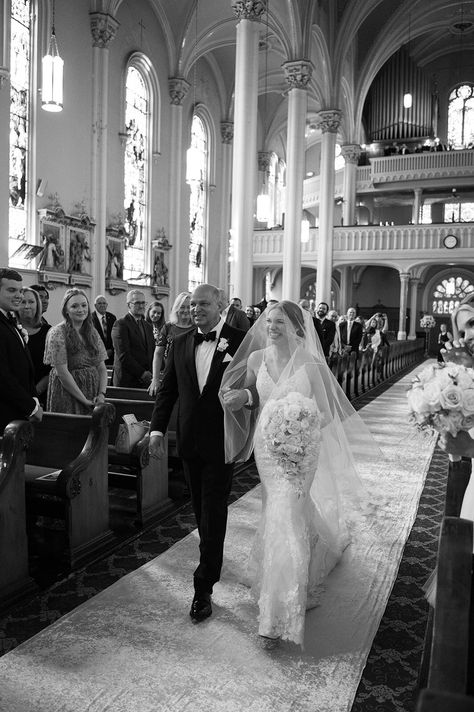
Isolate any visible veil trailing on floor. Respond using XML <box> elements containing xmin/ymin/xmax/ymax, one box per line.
<box><xmin>219</xmin><ymin>301</ymin><xmax>385</xmax><ymax>532</ymax></box>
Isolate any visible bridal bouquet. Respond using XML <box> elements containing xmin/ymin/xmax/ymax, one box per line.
<box><xmin>407</xmin><ymin>362</ymin><xmax>474</xmax><ymax>436</ymax></box>
<box><xmin>260</xmin><ymin>391</ymin><xmax>321</xmax><ymax>477</ymax></box>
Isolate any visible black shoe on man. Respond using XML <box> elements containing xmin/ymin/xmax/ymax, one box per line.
<box><xmin>189</xmin><ymin>592</ymin><xmax>212</xmax><ymax>622</ymax></box>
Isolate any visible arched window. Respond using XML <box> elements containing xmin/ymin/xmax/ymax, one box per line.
<box><xmin>123</xmin><ymin>65</ymin><xmax>149</xmax><ymax>282</ymax></box>
<box><xmin>447</xmin><ymin>84</ymin><xmax>474</xmax><ymax>149</ymax></box>
<box><xmin>9</xmin><ymin>0</ymin><xmax>32</xmax><ymax>264</ymax></box>
<box><xmin>187</xmin><ymin>114</ymin><xmax>208</xmax><ymax>291</ymax></box>
<box><xmin>432</xmin><ymin>276</ymin><xmax>474</xmax><ymax>315</ymax></box>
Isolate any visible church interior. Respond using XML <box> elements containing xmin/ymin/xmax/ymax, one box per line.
<box><xmin>1</xmin><ymin>0</ymin><xmax>474</xmax><ymax>710</ymax></box>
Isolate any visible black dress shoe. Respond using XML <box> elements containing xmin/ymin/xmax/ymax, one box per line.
<box><xmin>190</xmin><ymin>592</ymin><xmax>212</xmax><ymax>622</ymax></box>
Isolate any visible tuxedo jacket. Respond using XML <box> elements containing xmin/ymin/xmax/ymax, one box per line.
<box><xmin>339</xmin><ymin>320</ymin><xmax>363</xmax><ymax>351</ymax></box>
<box><xmin>111</xmin><ymin>313</ymin><xmax>155</xmax><ymax>387</ymax></box>
<box><xmin>91</xmin><ymin>311</ymin><xmax>116</xmax><ymax>364</ymax></box>
<box><xmin>225</xmin><ymin>305</ymin><xmax>250</xmax><ymax>332</ymax></box>
<box><xmin>150</xmin><ymin>323</ymin><xmax>246</xmax><ymax>464</ymax></box>
<box><xmin>0</xmin><ymin>312</ymin><xmax>37</xmax><ymax>432</ymax></box>
<box><xmin>313</xmin><ymin>317</ymin><xmax>336</xmax><ymax>357</ymax></box>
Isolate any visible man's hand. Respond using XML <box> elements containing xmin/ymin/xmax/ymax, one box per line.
<box><xmin>221</xmin><ymin>388</ymin><xmax>248</xmax><ymax>411</ymax></box>
<box><xmin>140</xmin><ymin>370</ymin><xmax>153</xmax><ymax>387</ymax></box>
<box><xmin>439</xmin><ymin>430</ymin><xmax>474</xmax><ymax>458</ymax></box>
<box><xmin>441</xmin><ymin>338</ymin><xmax>474</xmax><ymax>367</ymax></box>
<box><xmin>149</xmin><ymin>433</ymin><xmax>165</xmax><ymax>459</ymax></box>
<box><xmin>29</xmin><ymin>406</ymin><xmax>43</xmax><ymax>423</ymax></box>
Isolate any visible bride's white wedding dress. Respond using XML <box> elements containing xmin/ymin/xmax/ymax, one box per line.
<box><xmin>247</xmin><ymin>359</ymin><xmax>350</xmax><ymax>646</ymax></box>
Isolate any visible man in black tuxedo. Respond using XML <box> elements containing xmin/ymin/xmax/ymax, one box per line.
<box><xmin>91</xmin><ymin>295</ymin><xmax>116</xmax><ymax>365</ymax></box>
<box><xmin>221</xmin><ymin>292</ymin><xmax>250</xmax><ymax>332</ymax></box>
<box><xmin>313</xmin><ymin>301</ymin><xmax>337</xmax><ymax>359</ymax></box>
<box><xmin>339</xmin><ymin>306</ymin><xmax>363</xmax><ymax>354</ymax></box>
<box><xmin>149</xmin><ymin>284</ymin><xmax>246</xmax><ymax>622</ymax></box>
<box><xmin>0</xmin><ymin>268</ymin><xmax>43</xmax><ymax>432</ymax></box>
<box><xmin>111</xmin><ymin>289</ymin><xmax>154</xmax><ymax>387</ymax></box>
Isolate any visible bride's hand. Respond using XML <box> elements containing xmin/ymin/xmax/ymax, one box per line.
<box><xmin>221</xmin><ymin>388</ymin><xmax>248</xmax><ymax>411</ymax></box>
<box><xmin>441</xmin><ymin>338</ymin><xmax>474</xmax><ymax>367</ymax></box>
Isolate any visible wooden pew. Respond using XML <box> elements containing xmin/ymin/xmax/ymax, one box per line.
<box><xmin>0</xmin><ymin>421</ymin><xmax>36</xmax><ymax>610</ymax></box>
<box><xmin>25</xmin><ymin>403</ymin><xmax>115</xmax><ymax>569</ymax></box>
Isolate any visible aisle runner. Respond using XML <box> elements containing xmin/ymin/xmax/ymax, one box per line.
<box><xmin>0</xmin><ymin>366</ymin><xmax>436</xmax><ymax>712</ymax></box>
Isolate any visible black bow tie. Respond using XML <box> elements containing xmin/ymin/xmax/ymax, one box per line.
<box><xmin>6</xmin><ymin>312</ymin><xmax>17</xmax><ymax>325</ymax></box>
<box><xmin>194</xmin><ymin>331</ymin><xmax>216</xmax><ymax>344</ymax></box>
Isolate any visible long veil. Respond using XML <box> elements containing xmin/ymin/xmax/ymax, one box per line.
<box><xmin>219</xmin><ymin>302</ymin><xmax>384</xmax><ymax>528</ymax></box>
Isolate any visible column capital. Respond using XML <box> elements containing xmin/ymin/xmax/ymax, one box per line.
<box><xmin>399</xmin><ymin>271</ymin><xmax>410</xmax><ymax>283</ymax></box>
<box><xmin>257</xmin><ymin>150</ymin><xmax>272</xmax><ymax>173</ymax></box>
<box><xmin>341</xmin><ymin>144</ymin><xmax>361</xmax><ymax>165</ymax></box>
<box><xmin>89</xmin><ymin>12</ymin><xmax>120</xmax><ymax>48</ymax></box>
<box><xmin>231</xmin><ymin>0</ymin><xmax>266</xmax><ymax>21</ymax></box>
<box><xmin>282</xmin><ymin>60</ymin><xmax>313</xmax><ymax>90</ymax></box>
<box><xmin>409</xmin><ymin>275</ymin><xmax>420</xmax><ymax>285</ymax></box>
<box><xmin>220</xmin><ymin>121</ymin><xmax>234</xmax><ymax>144</ymax></box>
<box><xmin>316</xmin><ymin>110</ymin><xmax>342</xmax><ymax>134</ymax></box>
<box><xmin>0</xmin><ymin>67</ymin><xmax>9</xmax><ymax>89</ymax></box>
<box><xmin>168</xmin><ymin>77</ymin><xmax>190</xmax><ymax>106</ymax></box>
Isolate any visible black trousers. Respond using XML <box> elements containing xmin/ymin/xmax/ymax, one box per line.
<box><xmin>182</xmin><ymin>456</ymin><xmax>234</xmax><ymax>595</ymax></box>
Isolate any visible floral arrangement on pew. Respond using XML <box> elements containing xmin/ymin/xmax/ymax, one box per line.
<box><xmin>407</xmin><ymin>362</ymin><xmax>474</xmax><ymax>437</ymax></box>
<box><xmin>420</xmin><ymin>314</ymin><xmax>436</xmax><ymax>358</ymax></box>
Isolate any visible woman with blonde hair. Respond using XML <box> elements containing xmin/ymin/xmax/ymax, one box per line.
<box><xmin>148</xmin><ymin>291</ymin><xmax>193</xmax><ymax>395</ymax></box>
<box><xmin>44</xmin><ymin>288</ymin><xmax>108</xmax><ymax>414</ymax></box>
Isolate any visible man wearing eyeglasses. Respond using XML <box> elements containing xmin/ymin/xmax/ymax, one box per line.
<box><xmin>111</xmin><ymin>289</ymin><xmax>154</xmax><ymax>387</ymax></box>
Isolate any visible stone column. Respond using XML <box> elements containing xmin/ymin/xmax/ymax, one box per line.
<box><xmin>90</xmin><ymin>12</ymin><xmax>119</xmax><ymax>295</ymax></box>
<box><xmin>257</xmin><ymin>150</ymin><xmax>271</xmax><ymax>222</ymax></box>
<box><xmin>281</xmin><ymin>60</ymin><xmax>312</xmax><ymax>301</ymax></box>
<box><xmin>168</xmin><ymin>77</ymin><xmax>190</xmax><ymax>296</ymax></box>
<box><xmin>315</xmin><ymin>110</ymin><xmax>342</xmax><ymax>306</ymax></box>
<box><xmin>219</xmin><ymin>121</ymin><xmax>233</xmax><ymax>291</ymax></box>
<box><xmin>339</xmin><ymin>265</ymin><xmax>352</xmax><ymax>313</ymax></box>
<box><xmin>412</xmin><ymin>188</ymin><xmax>423</xmax><ymax>225</ymax></box>
<box><xmin>229</xmin><ymin>0</ymin><xmax>265</xmax><ymax>306</ymax></box>
<box><xmin>341</xmin><ymin>144</ymin><xmax>361</xmax><ymax>227</ymax></box>
<box><xmin>408</xmin><ymin>276</ymin><xmax>419</xmax><ymax>340</ymax></box>
<box><xmin>397</xmin><ymin>272</ymin><xmax>410</xmax><ymax>340</ymax></box>
<box><xmin>0</xmin><ymin>0</ymin><xmax>10</xmax><ymax>264</ymax></box>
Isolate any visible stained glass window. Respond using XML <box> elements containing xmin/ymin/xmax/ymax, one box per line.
<box><xmin>447</xmin><ymin>84</ymin><xmax>474</xmax><ymax>149</ymax></box>
<box><xmin>9</xmin><ymin>0</ymin><xmax>31</xmax><ymax>260</ymax></box>
<box><xmin>444</xmin><ymin>202</ymin><xmax>474</xmax><ymax>223</ymax></box>
<box><xmin>432</xmin><ymin>276</ymin><xmax>474</xmax><ymax>314</ymax></box>
<box><xmin>187</xmin><ymin>115</ymin><xmax>208</xmax><ymax>291</ymax></box>
<box><xmin>123</xmin><ymin>66</ymin><xmax>148</xmax><ymax>282</ymax></box>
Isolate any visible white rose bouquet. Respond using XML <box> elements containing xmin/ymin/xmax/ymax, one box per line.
<box><xmin>260</xmin><ymin>391</ymin><xmax>321</xmax><ymax>477</ymax></box>
<box><xmin>407</xmin><ymin>363</ymin><xmax>474</xmax><ymax>436</ymax></box>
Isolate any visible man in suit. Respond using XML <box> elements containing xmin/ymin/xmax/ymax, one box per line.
<box><xmin>339</xmin><ymin>306</ymin><xmax>363</xmax><ymax>354</ymax></box>
<box><xmin>0</xmin><ymin>268</ymin><xmax>43</xmax><ymax>431</ymax></box>
<box><xmin>313</xmin><ymin>301</ymin><xmax>337</xmax><ymax>359</ymax></box>
<box><xmin>220</xmin><ymin>292</ymin><xmax>250</xmax><ymax>332</ymax></box>
<box><xmin>91</xmin><ymin>294</ymin><xmax>116</xmax><ymax>365</ymax></box>
<box><xmin>111</xmin><ymin>289</ymin><xmax>154</xmax><ymax>387</ymax></box>
<box><xmin>149</xmin><ymin>283</ymin><xmax>246</xmax><ymax>622</ymax></box>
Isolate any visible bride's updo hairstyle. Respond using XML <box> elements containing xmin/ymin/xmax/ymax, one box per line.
<box><xmin>271</xmin><ymin>300</ymin><xmax>305</xmax><ymax>339</ymax></box>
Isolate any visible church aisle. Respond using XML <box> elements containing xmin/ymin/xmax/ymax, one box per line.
<box><xmin>0</xmin><ymin>364</ymin><xmax>437</xmax><ymax>712</ymax></box>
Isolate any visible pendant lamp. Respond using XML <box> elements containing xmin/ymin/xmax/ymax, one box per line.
<box><xmin>42</xmin><ymin>0</ymin><xmax>63</xmax><ymax>112</ymax></box>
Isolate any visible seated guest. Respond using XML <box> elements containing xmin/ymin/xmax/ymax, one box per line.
<box><xmin>148</xmin><ymin>292</ymin><xmax>193</xmax><ymax>396</ymax></box>
<box><xmin>91</xmin><ymin>294</ymin><xmax>116</xmax><ymax>365</ymax></box>
<box><xmin>0</xmin><ymin>268</ymin><xmax>43</xmax><ymax>430</ymax></box>
<box><xmin>112</xmin><ymin>290</ymin><xmax>155</xmax><ymax>388</ymax></box>
<box><xmin>30</xmin><ymin>283</ymin><xmax>51</xmax><ymax>325</ymax></box>
<box><xmin>18</xmin><ymin>287</ymin><xmax>51</xmax><ymax>407</ymax></box>
<box><xmin>145</xmin><ymin>300</ymin><xmax>166</xmax><ymax>344</ymax></box>
<box><xmin>44</xmin><ymin>288</ymin><xmax>108</xmax><ymax>414</ymax></box>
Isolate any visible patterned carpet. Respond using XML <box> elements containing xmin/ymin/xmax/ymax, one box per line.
<box><xmin>0</xmin><ymin>362</ymin><xmax>448</xmax><ymax>712</ymax></box>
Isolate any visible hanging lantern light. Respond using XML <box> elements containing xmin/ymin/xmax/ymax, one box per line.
<box><xmin>42</xmin><ymin>0</ymin><xmax>63</xmax><ymax>112</ymax></box>
<box><xmin>300</xmin><ymin>218</ymin><xmax>310</xmax><ymax>243</ymax></box>
<box><xmin>403</xmin><ymin>92</ymin><xmax>412</xmax><ymax>109</ymax></box>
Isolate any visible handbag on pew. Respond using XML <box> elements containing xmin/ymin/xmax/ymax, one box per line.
<box><xmin>115</xmin><ymin>414</ymin><xmax>150</xmax><ymax>454</ymax></box>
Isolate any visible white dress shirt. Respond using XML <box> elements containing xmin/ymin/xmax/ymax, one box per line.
<box><xmin>195</xmin><ymin>316</ymin><xmax>226</xmax><ymax>392</ymax></box>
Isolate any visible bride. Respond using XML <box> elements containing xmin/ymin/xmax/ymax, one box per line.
<box><xmin>220</xmin><ymin>300</ymin><xmax>380</xmax><ymax>648</ymax></box>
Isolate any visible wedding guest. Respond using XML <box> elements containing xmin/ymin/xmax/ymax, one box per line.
<box><xmin>112</xmin><ymin>290</ymin><xmax>154</xmax><ymax>388</ymax></box>
<box><xmin>30</xmin><ymin>283</ymin><xmax>50</xmax><ymax>325</ymax></box>
<box><xmin>91</xmin><ymin>294</ymin><xmax>116</xmax><ymax>365</ymax></box>
<box><xmin>245</xmin><ymin>306</ymin><xmax>257</xmax><ymax>327</ymax></box>
<box><xmin>18</xmin><ymin>287</ymin><xmax>51</xmax><ymax>407</ymax></box>
<box><xmin>437</xmin><ymin>322</ymin><xmax>453</xmax><ymax>363</ymax></box>
<box><xmin>145</xmin><ymin>300</ymin><xmax>166</xmax><ymax>344</ymax></box>
<box><xmin>361</xmin><ymin>314</ymin><xmax>390</xmax><ymax>375</ymax></box>
<box><xmin>313</xmin><ymin>301</ymin><xmax>336</xmax><ymax>359</ymax></box>
<box><xmin>148</xmin><ymin>292</ymin><xmax>193</xmax><ymax>396</ymax></box>
<box><xmin>339</xmin><ymin>307</ymin><xmax>363</xmax><ymax>354</ymax></box>
<box><xmin>149</xmin><ymin>284</ymin><xmax>247</xmax><ymax>622</ymax></box>
<box><xmin>223</xmin><ymin>292</ymin><xmax>250</xmax><ymax>332</ymax></box>
<box><xmin>44</xmin><ymin>288</ymin><xmax>108</xmax><ymax>414</ymax></box>
<box><xmin>0</xmin><ymin>268</ymin><xmax>43</xmax><ymax>430</ymax></box>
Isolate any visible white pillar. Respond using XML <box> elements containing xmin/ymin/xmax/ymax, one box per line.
<box><xmin>90</xmin><ymin>13</ymin><xmax>119</xmax><ymax>296</ymax></box>
<box><xmin>397</xmin><ymin>272</ymin><xmax>410</xmax><ymax>340</ymax></box>
<box><xmin>315</xmin><ymin>110</ymin><xmax>341</xmax><ymax>306</ymax></box>
<box><xmin>408</xmin><ymin>276</ymin><xmax>419</xmax><ymax>340</ymax></box>
<box><xmin>168</xmin><ymin>78</ymin><xmax>190</xmax><ymax>298</ymax></box>
<box><xmin>281</xmin><ymin>60</ymin><xmax>312</xmax><ymax>301</ymax></box>
<box><xmin>412</xmin><ymin>188</ymin><xmax>423</xmax><ymax>225</ymax></box>
<box><xmin>0</xmin><ymin>0</ymin><xmax>10</xmax><ymax>265</ymax></box>
<box><xmin>341</xmin><ymin>144</ymin><xmax>361</xmax><ymax>227</ymax></box>
<box><xmin>229</xmin><ymin>0</ymin><xmax>264</xmax><ymax>306</ymax></box>
<box><xmin>219</xmin><ymin>121</ymin><xmax>233</xmax><ymax>291</ymax></box>
<box><xmin>339</xmin><ymin>265</ymin><xmax>352</xmax><ymax>313</ymax></box>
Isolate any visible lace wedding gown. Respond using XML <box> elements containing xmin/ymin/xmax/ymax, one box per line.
<box><xmin>247</xmin><ymin>360</ymin><xmax>349</xmax><ymax>646</ymax></box>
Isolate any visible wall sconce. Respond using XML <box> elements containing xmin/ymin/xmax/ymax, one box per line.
<box><xmin>403</xmin><ymin>92</ymin><xmax>412</xmax><ymax>109</ymax></box>
<box><xmin>42</xmin><ymin>0</ymin><xmax>63</xmax><ymax>112</ymax></box>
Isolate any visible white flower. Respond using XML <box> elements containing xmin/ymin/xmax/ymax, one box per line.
<box><xmin>16</xmin><ymin>323</ymin><xmax>29</xmax><ymax>344</ymax></box>
<box><xmin>217</xmin><ymin>337</ymin><xmax>229</xmax><ymax>352</ymax></box>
